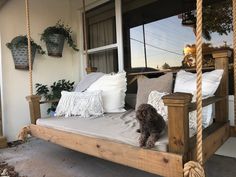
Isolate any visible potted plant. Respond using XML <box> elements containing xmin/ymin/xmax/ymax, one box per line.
<box><xmin>6</xmin><ymin>35</ymin><xmax>45</xmax><ymax>70</ymax></box>
<box><xmin>35</xmin><ymin>79</ymin><xmax>75</xmax><ymax>116</ymax></box>
<box><xmin>41</xmin><ymin>20</ymin><xmax>79</xmax><ymax>57</ymax></box>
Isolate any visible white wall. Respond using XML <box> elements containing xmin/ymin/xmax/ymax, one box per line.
<box><xmin>0</xmin><ymin>0</ymin><xmax>82</xmax><ymax>141</ymax></box>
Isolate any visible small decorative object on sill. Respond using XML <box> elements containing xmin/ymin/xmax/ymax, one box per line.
<box><xmin>6</xmin><ymin>35</ymin><xmax>45</xmax><ymax>70</ymax></box>
<box><xmin>35</xmin><ymin>79</ymin><xmax>75</xmax><ymax>115</ymax></box>
<box><xmin>41</xmin><ymin>20</ymin><xmax>79</xmax><ymax>57</ymax></box>
<box><xmin>86</xmin><ymin>67</ymin><xmax>97</xmax><ymax>74</ymax></box>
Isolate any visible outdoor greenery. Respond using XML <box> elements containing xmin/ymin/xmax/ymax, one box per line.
<box><xmin>203</xmin><ymin>0</ymin><xmax>232</xmax><ymax>40</ymax></box>
<box><xmin>41</xmin><ymin>20</ymin><xmax>79</xmax><ymax>51</ymax></box>
<box><xmin>36</xmin><ymin>79</ymin><xmax>75</xmax><ymax>114</ymax></box>
<box><xmin>6</xmin><ymin>35</ymin><xmax>45</xmax><ymax>55</ymax></box>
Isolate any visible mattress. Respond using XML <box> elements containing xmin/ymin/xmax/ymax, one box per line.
<box><xmin>37</xmin><ymin>110</ymin><xmax>197</xmax><ymax>152</ymax></box>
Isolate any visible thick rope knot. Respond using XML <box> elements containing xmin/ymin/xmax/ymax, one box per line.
<box><xmin>184</xmin><ymin>161</ymin><xmax>205</xmax><ymax>177</ymax></box>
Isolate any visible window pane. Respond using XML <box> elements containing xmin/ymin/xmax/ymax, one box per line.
<box><xmin>130</xmin><ymin>26</ymin><xmax>145</xmax><ymax>68</ymax></box>
<box><xmin>86</xmin><ymin>0</ymin><xmax>116</xmax><ymax>49</ymax></box>
<box><xmin>145</xmin><ymin>15</ymin><xmax>195</xmax><ymax>69</ymax></box>
<box><xmin>89</xmin><ymin>49</ymin><xmax>118</xmax><ymax>73</ymax></box>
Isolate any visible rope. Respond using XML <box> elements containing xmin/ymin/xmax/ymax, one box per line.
<box><xmin>82</xmin><ymin>0</ymin><xmax>89</xmax><ymax>68</ymax></box>
<box><xmin>25</xmin><ymin>0</ymin><xmax>33</xmax><ymax>95</ymax></box>
<box><xmin>233</xmin><ymin>0</ymin><xmax>236</xmax><ymax>130</ymax></box>
<box><xmin>184</xmin><ymin>0</ymin><xmax>205</xmax><ymax>176</ymax></box>
<box><xmin>184</xmin><ymin>161</ymin><xmax>205</xmax><ymax>177</ymax></box>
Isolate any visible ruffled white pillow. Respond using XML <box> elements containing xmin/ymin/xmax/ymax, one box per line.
<box><xmin>55</xmin><ymin>91</ymin><xmax>104</xmax><ymax>118</ymax></box>
<box><xmin>147</xmin><ymin>91</ymin><xmax>213</xmax><ymax>132</ymax></box>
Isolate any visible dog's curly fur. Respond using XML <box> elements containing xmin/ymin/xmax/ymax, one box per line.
<box><xmin>136</xmin><ymin>104</ymin><xmax>166</xmax><ymax>148</ymax></box>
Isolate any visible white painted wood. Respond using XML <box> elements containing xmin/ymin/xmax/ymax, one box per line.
<box><xmin>78</xmin><ymin>0</ymin><xmax>111</xmax><ymax>11</ymax></box>
<box><xmin>115</xmin><ymin>0</ymin><xmax>124</xmax><ymax>71</ymax></box>
<box><xmin>0</xmin><ymin>33</ymin><xmax>5</xmax><ymax>136</ymax></box>
<box><xmin>77</xmin><ymin>9</ymin><xmax>87</xmax><ymax>78</ymax></box>
<box><xmin>86</xmin><ymin>43</ymin><xmax>118</xmax><ymax>54</ymax></box>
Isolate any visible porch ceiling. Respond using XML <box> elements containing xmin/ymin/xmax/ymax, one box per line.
<box><xmin>0</xmin><ymin>0</ymin><xmax>7</xmax><ymax>10</ymax></box>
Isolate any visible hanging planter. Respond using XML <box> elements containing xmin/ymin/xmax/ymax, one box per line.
<box><xmin>6</xmin><ymin>35</ymin><xmax>45</xmax><ymax>70</ymax></box>
<box><xmin>41</xmin><ymin>20</ymin><xmax>79</xmax><ymax>57</ymax></box>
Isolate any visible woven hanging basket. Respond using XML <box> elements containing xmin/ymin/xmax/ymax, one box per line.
<box><xmin>46</xmin><ymin>34</ymin><xmax>65</xmax><ymax>57</ymax></box>
<box><xmin>11</xmin><ymin>45</ymin><xmax>36</xmax><ymax>70</ymax></box>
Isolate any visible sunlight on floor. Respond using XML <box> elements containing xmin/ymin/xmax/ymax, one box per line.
<box><xmin>215</xmin><ymin>137</ymin><xmax>236</xmax><ymax>158</ymax></box>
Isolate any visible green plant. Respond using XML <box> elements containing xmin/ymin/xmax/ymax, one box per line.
<box><xmin>36</xmin><ymin>79</ymin><xmax>75</xmax><ymax>114</ymax></box>
<box><xmin>41</xmin><ymin>20</ymin><xmax>79</xmax><ymax>51</ymax></box>
<box><xmin>6</xmin><ymin>35</ymin><xmax>45</xmax><ymax>55</ymax></box>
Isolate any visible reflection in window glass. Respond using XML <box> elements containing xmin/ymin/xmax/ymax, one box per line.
<box><xmin>130</xmin><ymin>26</ymin><xmax>145</xmax><ymax>67</ymax></box>
<box><xmin>129</xmin><ymin>15</ymin><xmax>233</xmax><ymax>70</ymax></box>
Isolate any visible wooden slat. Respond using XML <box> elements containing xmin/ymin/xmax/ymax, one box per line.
<box><xmin>188</xmin><ymin>96</ymin><xmax>225</xmax><ymax>112</ymax></box>
<box><xmin>190</xmin><ymin>122</ymin><xmax>230</xmax><ymax>163</ymax></box>
<box><xmin>0</xmin><ymin>136</ymin><xmax>7</xmax><ymax>148</ymax></box>
<box><xmin>30</xmin><ymin>124</ymin><xmax>183</xmax><ymax>177</ymax></box>
<box><xmin>213</xmin><ymin>50</ymin><xmax>230</xmax><ymax>123</ymax></box>
<box><xmin>127</xmin><ymin>67</ymin><xmax>215</xmax><ymax>76</ymax></box>
<box><xmin>26</xmin><ymin>95</ymin><xmax>41</xmax><ymax>124</ymax></box>
<box><xmin>40</xmin><ymin>99</ymin><xmax>59</xmax><ymax>104</ymax></box>
<box><xmin>230</xmin><ymin>126</ymin><xmax>236</xmax><ymax>137</ymax></box>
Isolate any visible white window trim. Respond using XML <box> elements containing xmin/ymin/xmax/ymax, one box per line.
<box><xmin>115</xmin><ymin>0</ymin><xmax>124</xmax><ymax>71</ymax></box>
<box><xmin>80</xmin><ymin>0</ymin><xmax>124</xmax><ymax>72</ymax></box>
<box><xmin>86</xmin><ymin>43</ymin><xmax>118</xmax><ymax>54</ymax></box>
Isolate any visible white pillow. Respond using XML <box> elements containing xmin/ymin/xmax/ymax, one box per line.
<box><xmin>87</xmin><ymin>72</ymin><xmax>127</xmax><ymax>113</ymax></box>
<box><xmin>174</xmin><ymin>69</ymin><xmax>224</xmax><ymax>97</ymax></box>
<box><xmin>55</xmin><ymin>91</ymin><xmax>104</xmax><ymax>118</ymax></box>
<box><xmin>174</xmin><ymin>69</ymin><xmax>223</xmax><ymax>128</ymax></box>
<box><xmin>148</xmin><ymin>91</ymin><xmax>169</xmax><ymax>121</ymax></box>
<box><xmin>148</xmin><ymin>91</ymin><xmax>214</xmax><ymax>132</ymax></box>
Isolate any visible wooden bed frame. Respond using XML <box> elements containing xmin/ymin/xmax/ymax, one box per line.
<box><xmin>26</xmin><ymin>49</ymin><xmax>233</xmax><ymax>177</ymax></box>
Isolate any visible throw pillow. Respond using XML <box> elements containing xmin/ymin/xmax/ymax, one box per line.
<box><xmin>87</xmin><ymin>71</ymin><xmax>127</xmax><ymax>113</ymax></box>
<box><xmin>136</xmin><ymin>72</ymin><xmax>173</xmax><ymax>110</ymax></box>
<box><xmin>55</xmin><ymin>91</ymin><xmax>104</xmax><ymax>118</ymax></box>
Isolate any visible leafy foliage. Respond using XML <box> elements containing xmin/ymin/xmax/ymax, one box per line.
<box><xmin>41</xmin><ymin>20</ymin><xmax>79</xmax><ymax>51</ymax></box>
<box><xmin>6</xmin><ymin>35</ymin><xmax>45</xmax><ymax>55</ymax></box>
<box><xmin>35</xmin><ymin>79</ymin><xmax>75</xmax><ymax>114</ymax></box>
<box><xmin>162</xmin><ymin>62</ymin><xmax>171</xmax><ymax>69</ymax></box>
<box><xmin>202</xmin><ymin>0</ymin><xmax>232</xmax><ymax>40</ymax></box>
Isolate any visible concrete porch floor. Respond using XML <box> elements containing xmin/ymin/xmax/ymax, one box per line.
<box><xmin>0</xmin><ymin>138</ymin><xmax>236</xmax><ymax>177</ymax></box>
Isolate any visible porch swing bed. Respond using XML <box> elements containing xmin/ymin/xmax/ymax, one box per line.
<box><xmin>26</xmin><ymin>49</ymin><xmax>231</xmax><ymax>177</ymax></box>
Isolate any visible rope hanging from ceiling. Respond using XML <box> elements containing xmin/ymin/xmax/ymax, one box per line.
<box><xmin>25</xmin><ymin>0</ymin><xmax>33</xmax><ymax>95</ymax></box>
<box><xmin>184</xmin><ymin>0</ymin><xmax>205</xmax><ymax>176</ymax></box>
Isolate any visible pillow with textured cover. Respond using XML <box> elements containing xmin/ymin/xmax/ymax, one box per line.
<box><xmin>147</xmin><ymin>90</ymin><xmax>213</xmax><ymax>132</ymax></box>
<box><xmin>87</xmin><ymin>71</ymin><xmax>127</xmax><ymax>113</ymax></box>
<box><xmin>55</xmin><ymin>91</ymin><xmax>104</xmax><ymax>118</ymax></box>
<box><xmin>174</xmin><ymin>69</ymin><xmax>224</xmax><ymax>97</ymax></box>
<box><xmin>135</xmin><ymin>72</ymin><xmax>173</xmax><ymax>110</ymax></box>
<box><xmin>174</xmin><ymin>69</ymin><xmax>224</xmax><ymax>128</ymax></box>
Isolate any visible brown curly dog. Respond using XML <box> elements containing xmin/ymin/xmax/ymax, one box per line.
<box><xmin>136</xmin><ymin>103</ymin><xmax>166</xmax><ymax>148</ymax></box>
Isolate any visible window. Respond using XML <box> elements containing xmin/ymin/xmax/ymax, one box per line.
<box><xmin>84</xmin><ymin>0</ymin><xmax>123</xmax><ymax>73</ymax></box>
<box><xmin>124</xmin><ymin>0</ymin><xmax>233</xmax><ymax>71</ymax></box>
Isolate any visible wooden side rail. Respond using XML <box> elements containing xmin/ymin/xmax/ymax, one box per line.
<box><xmin>188</xmin><ymin>96</ymin><xmax>225</xmax><ymax>112</ymax></box>
<box><xmin>162</xmin><ymin>49</ymin><xmax>231</xmax><ymax>162</ymax></box>
<box><xmin>40</xmin><ymin>99</ymin><xmax>60</xmax><ymax>104</ymax></box>
<box><xmin>26</xmin><ymin>96</ymin><xmax>59</xmax><ymax>124</ymax></box>
<box><xmin>26</xmin><ymin>95</ymin><xmax>41</xmax><ymax>124</ymax></box>
<box><xmin>162</xmin><ymin>93</ymin><xmax>192</xmax><ymax>162</ymax></box>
